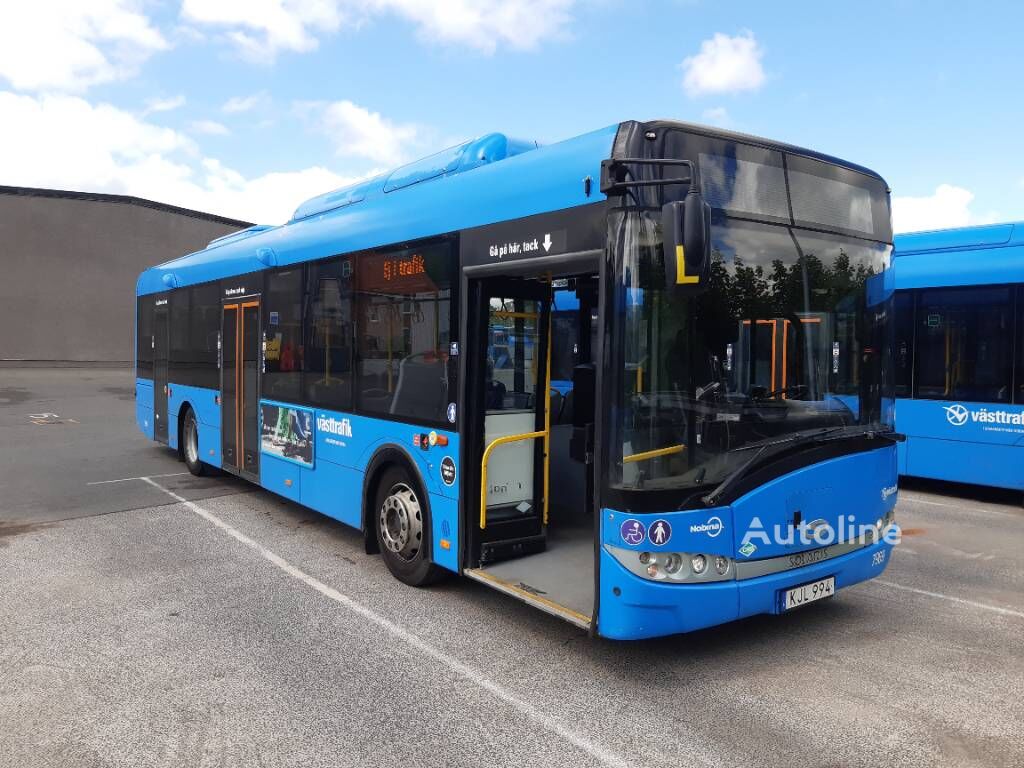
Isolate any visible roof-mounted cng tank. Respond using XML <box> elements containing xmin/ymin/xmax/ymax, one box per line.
<box><xmin>290</xmin><ymin>132</ymin><xmax>539</xmax><ymax>222</ymax></box>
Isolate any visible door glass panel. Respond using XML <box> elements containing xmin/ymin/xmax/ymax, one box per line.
<box><xmin>483</xmin><ymin>295</ymin><xmax>545</xmax><ymax>516</ymax></box>
<box><xmin>222</xmin><ymin>306</ymin><xmax>238</xmax><ymax>468</ymax></box>
<box><xmin>242</xmin><ymin>304</ymin><xmax>260</xmax><ymax>474</ymax></box>
<box><xmin>486</xmin><ymin>297</ymin><xmax>541</xmax><ymax>412</ymax></box>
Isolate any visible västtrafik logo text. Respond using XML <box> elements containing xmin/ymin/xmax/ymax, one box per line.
<box><xmin>944</xmin><ymin>403</ymin><xmax>1024</xmax><ymax>427</ymax></box>
<box><xmin>317</xmin><ymin>415</ymin><xmax>352</xmax><ymax>437</ymax></box>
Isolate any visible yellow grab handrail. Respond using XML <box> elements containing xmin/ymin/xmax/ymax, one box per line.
<box><xmin>480</xmin><ymin>431</ymin><xmax>546</xmax><ymax>529</ymax></box>
<box><xmin>622</xmin><ymin>444</ymin><xmax>686</xmax><ymax>464</ymax></box>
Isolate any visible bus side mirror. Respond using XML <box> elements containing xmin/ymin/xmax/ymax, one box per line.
<box><xmin>662</xmin><ymin>191</ymin><xmax>711</xmax><ymax>291</ymax></box>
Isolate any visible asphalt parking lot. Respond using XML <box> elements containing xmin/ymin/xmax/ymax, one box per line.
<box><xmin>2</xmin><ymin>367</ymin><xmax>1023</xmax><ymax>768</ymax></box>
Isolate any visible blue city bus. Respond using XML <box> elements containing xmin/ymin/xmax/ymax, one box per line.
<box><xmin>136</xmin><ymin>120</ymin><xmax>901</xmax><ymax>639</ymax></box>
<box><xmin>893</xmin><ymin>222</ymin><xmax>1024</xmax><ymax>490</ymax></box>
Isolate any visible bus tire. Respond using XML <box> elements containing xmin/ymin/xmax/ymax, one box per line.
<box><xmin>373</xmin><ymin>466</ymin><xmax>442</xmax><ymax>587</ymax></box>
<box><xmin>181</xmin><ymin>406</ymin><xmax>207</xmax><ymax>477</ymax></box>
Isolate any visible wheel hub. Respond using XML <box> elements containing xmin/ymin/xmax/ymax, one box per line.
<box><xmin>184</xmin><ymin>416</ymin><xmax>199</xmax><ymax>465</ymax></box>
<box><xmin>379</xmin><ymin>483</ymin><xmax>422</xmax><ymax>561</ymax></box>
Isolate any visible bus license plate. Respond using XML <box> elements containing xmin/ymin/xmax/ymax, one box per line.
<box><xmin>783</xmin><ymin>576</ymin><xmax>835</xmax><ymax>611</ymax></box>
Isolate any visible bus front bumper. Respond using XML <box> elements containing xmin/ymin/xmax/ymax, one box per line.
<box><xmin>596</xmin><ymin>531</ymin><xmax>897</xmax><ymax>640</ymax></box>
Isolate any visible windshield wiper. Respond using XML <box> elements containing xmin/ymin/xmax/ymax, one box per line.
<box><xmin>814</xmin><ymin>425</ymin><xmax>905</xmax><ymax>444</ymax></box>
<box><xmin>700</xmin><ymin>426</ymin><xmax>847</xmax><ymax>507</ymax></box>
<box><xmin>700</xmin><ymin>425</ymin><xmax>903</xmax><ymax>507</ymax></box>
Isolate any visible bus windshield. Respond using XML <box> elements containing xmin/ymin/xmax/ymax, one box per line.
<box><xmin>609</xmin><ymin>198</ymin><xmax>894</xmax><ymax>496</ymax></box>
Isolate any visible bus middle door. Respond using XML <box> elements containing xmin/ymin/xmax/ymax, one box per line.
<box><xmin>221</xmin><ymin>297</ymin><xmax>262</xmax><ymax>479</ymax></box>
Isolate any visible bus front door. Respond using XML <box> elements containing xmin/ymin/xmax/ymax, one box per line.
<box><xmin>153</xmin><ymin>299</ymin><xmax>169</xmax><ymax>444</ymax></box>
<box><xmin>221</xmin><ymin>299</ymin><xmax>261</xmax><ymax>478</ymax></box>
<box><xmin>467</xmin><ymin>278</ymin><xmax>553</xmax><ymax>565</ymax></box>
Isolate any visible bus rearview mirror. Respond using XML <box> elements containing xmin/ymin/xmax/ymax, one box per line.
<box><xmin>662</xmin><ymin>192</ymin><xmax>711</xmax><ymax>291</ymax></box>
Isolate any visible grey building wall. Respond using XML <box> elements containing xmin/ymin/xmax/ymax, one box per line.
<box><xmin>0</xmin><ymin>187</ymin><xmax>250</xmax><ymax>362</ymax></box>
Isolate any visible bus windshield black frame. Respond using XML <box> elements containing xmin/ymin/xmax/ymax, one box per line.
<box><xmin>603</xmin><ymin>125</ymin><xmax>895</xmax><ymax>512</ymax></box>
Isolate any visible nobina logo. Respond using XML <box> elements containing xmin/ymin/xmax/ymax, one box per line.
<box><xmin>881</xmin><ymin>484</ymin><xmax>898</xmax><ymax>501</ymax></box>
<box><xmin>316</xmin><ymin>415</ymin><xmax>352</xmax><ymax>437</ymax></box>
<box><xmin>690</xmin><ymin>516</ymin><xmax>723</xmax><ymax>538</ymax></box>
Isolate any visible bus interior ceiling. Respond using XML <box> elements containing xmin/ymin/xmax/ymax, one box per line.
<box><xmin>470</xmin><ymin>272</ymin><xmax>598</xmax><ymax>624</ymax></box>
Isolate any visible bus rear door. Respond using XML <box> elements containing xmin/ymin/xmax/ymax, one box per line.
<box><xmin>221</xmin><ymin>298</ymin><xmax>261</xmax><ymax>479</ymax></box>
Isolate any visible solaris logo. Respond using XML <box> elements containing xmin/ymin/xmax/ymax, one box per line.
<box><xmin>944</xmin><ymin>403</ymin><xmax>969</xmax><ymax>426</ymax></box>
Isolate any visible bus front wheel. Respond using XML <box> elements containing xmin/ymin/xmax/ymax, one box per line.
<box><xmin>374</xmin><ymin>467</ymin><xmax>442</xmax><ymax>587</ymax></box>
<box><xmin>181</xmin><ymin>407</ymin><xmax>207</xmax><ymax>477</ymax></box>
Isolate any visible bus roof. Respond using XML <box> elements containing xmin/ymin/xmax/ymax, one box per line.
<box><xmin>137</xmin><ymin>120</ymin><xmax>891</xmax><ymax>296</ymax></box>
<box><xmin>893</xmin><ymin>222</ymin><xmax>1024</xmax><ymax>289</ymax></box>
<box><xmin>137</xmin><ymin>125</ymin><xmax>618</xmax><ymax>295</ymax></box>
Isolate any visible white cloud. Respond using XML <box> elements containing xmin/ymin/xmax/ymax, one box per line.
<box><xmin>0</xmin><ymin>0</ymin><xmax>169</xmax><ymax>92</ymax></box>
<box><xmin>315</xmin><ymin>100</ymin><xmax>419</xmax><ymax>165</ymax></box>
<box><xmin>181</xmin><ymin>0</ymin><xmax>576</xmax><ymax>58</ymax></box>
<box><xmin>222</xmin><ymin>91</ymin><xmax>269</xmax><ymax>113</ymax></box>
<box><xmin>701</xmin><ymin>107</ymin><xmax>731</xmax><ymax>126</ymax></box>
<box><xmin>143</xmin><ymin>94</ymin><xmax>186</xmax><ymax>115</ymax></box>
<box><xmin>891</xmin><ymin>184</ymin><xmax>1002</xmax><ymax>233</ymax></box>
<box><xmin>374</xmin><ymin>0</ymin><xmax>576</xmax><ymax>54</ymax></box>
<box><xmin>682</xmin><ymin>31</ymin><xmax>765</xmax><ymax>98</ymax></box>
<box><xmin>190</xmin><ymin>119</ymin><xmax>231</xmax><ymax>136</ymax></box>
<box><xmin>0</xmin><ymin>90</ymin><xmax>359</xmax><ymax>225</ymax></box>
<box><xmin>181</xmin><ymin>0</ymin><xmax>346</xmax><ymax>58</ymax></box>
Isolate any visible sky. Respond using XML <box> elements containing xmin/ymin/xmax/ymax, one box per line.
<box><xmin>1</xmin><ymin>0</ymin><xmax>1022</xmax><ymax>232</ymax></box>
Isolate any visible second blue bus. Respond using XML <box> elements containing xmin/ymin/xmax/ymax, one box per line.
<box><xmin>893</xmin><ymin>222</ymin><xmax>1024</xmax><ymax>491</ymax></box>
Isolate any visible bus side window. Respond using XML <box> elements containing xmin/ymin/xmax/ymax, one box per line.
<box><xmin>305</xmin><ymin>257</ymin><xmax>354</xmax><ymax>411</ymax></box>
<box><xmin>914</xmin><ymin>286</ymin><xmax>1013</xmax><ymax>404</ymax></box>
<box><xmin>137</xmin><ymin>294</ymin><xmax>155</xmax><ymax>379</ymax></box>
<box><xmin>1017</xmin><ymin>285</ymin><xmax>1024</xmax><ymax>405</ymax></box>
<box><xmin>264</xmin><ymin>268</ymin><xmax>305</xmax><ymax>403</ymax></box>
<box><xmin>355</xmin><ymin>240</ymin><xmax>454</xmax><ymax>423</ymax></box>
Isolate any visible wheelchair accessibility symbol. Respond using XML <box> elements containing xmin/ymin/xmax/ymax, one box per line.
<box><xmin>619</xmin><ymin>519</ymin><xmax>646</xmax><ymax>546</ymax></box>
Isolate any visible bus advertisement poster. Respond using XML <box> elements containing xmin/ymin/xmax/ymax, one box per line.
<box><xmin>260</xmin><ymin>402</ymin><xmax>314</xmax><ymax>467</ymax></box>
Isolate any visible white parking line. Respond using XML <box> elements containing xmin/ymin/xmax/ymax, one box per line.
<box><xmin>898</xmin><ymin>493</ymin><xmax>1021</xmax><ymax>518</ymax></box>
<box><xmin>139</xmin><ymin>477</ymin><xmax>629</xmax><ymax>768</ymax></box>
<box><xmin>873</xmin><ymin>579</ymin><xmax>1024</xmax><ymax>620</ymax></box>
<box><xmin>87</xmin><ymin>472</ymin><xmax>188</xmax><ymax>486</ymax></box>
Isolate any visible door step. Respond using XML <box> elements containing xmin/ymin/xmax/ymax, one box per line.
<box><xmin>464</xmin><ymin>568</ymin><xmax>591</xmax><ymax>630</ymax></box>
<box><xmin>480</xmin><ymin>533</ymin><xmax>546</xmax><ymax>565</ymax></box>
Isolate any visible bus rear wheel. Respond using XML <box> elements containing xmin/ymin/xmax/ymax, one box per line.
<box><xmin>182</xmin><ymin>407</ymin><xmax>207</xmax><ymax>477</ymax></box>
<box><xmin>374</xmin><ymin>467</ymin><xmax>442</xmax><ymax>587</ymax></box>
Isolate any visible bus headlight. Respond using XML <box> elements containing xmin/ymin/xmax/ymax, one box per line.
<box><xmin>665</xmin><ymin>553</ymin><xmax>684</xmax><ymax>575</ymax></box>
<box><xmin>606</xmin><ymin>545</ymin><xmax>734</xmax><ymax>583</ymax></box>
